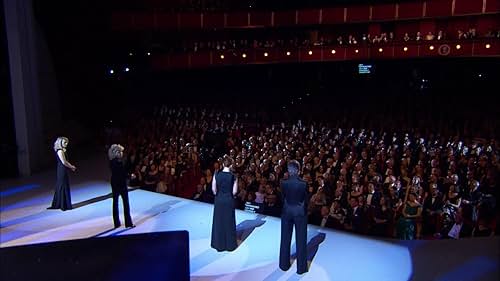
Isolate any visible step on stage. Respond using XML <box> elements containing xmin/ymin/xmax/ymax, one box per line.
<box><xmin>1</xmin><ymin>158</ymin><xmax>498</xmax><ymax>281</ymax></box>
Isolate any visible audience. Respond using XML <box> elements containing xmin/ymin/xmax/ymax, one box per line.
<box><xmin>114</xmin><ymin>102</ymin><xmax>498</xmax><ymax>240</ymax></box>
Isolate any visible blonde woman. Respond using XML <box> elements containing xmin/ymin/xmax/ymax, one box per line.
<box><xmin>48</xmin><ymin>137</ymin><xmax>76</xmax><ymax>211</ymax></box>
<box><xmin>108</xmin><ymin>144</ymin><xmax>134</xmax><ymax>228</ymax></box>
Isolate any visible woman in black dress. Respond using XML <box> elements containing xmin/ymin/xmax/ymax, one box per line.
<box><xmin>49</xmin><ymin>137</ymin><xmax>76</xmax><ymax>211</ymax></box>
<box><xmin>108</xmin><ymin>144</ymin><xmax>134</xmax><ymax>228</ymax></box>
<box><xmin>211</xmin><ymin>156</ymin><xmax>238</xmax><ymax>251</ymax></box>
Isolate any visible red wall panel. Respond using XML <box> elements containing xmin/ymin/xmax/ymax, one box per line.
<box><xmin>346</xmin><ymin>6</ymin><xmax>370</xmax><ymax>22</ymax></box>
<box><xmin>370</xmin><ymin>46</ymin><xmax>394</xmax><ymax>59</ymax></box>
<box><xmin>156</xmin><ymin>13</ymin><xmax>177</xmax><ymax>29</ymax></box>
<box><xmin>485</xmin><ymin>0</ymin><xmax>500</xmax><ymax>13</ymax></box>
<box><xmin>454</xmin><ymin>0</ymin><xmax>483</xmax><ymax>15</ymax></box>
<box><xmin>398</xmin><ymin>2</ymin><xmax>423</xmax><ymax>19</ymax></box>
<box><xmin>425</xmin><ymin>0</ymin><xmax>453</xmax><ymax>17</ymax></box>
<box><xmin>274</xmin><ymin>10</ymin><xmax>296</xmax><ymax>26</ymax></box>
<box><xmin>250</xmin><ymin>12</ymin><xmax>272</xmax><ymax>27</ymax></box>
<box><xmin>474</xmin><ymin>41</ymin><xmax>499</xmax><ymax>56</ymax></box>
<box><xmin>476</xmin><ymin>15</ymin><xmax>500</xmax><ymax>33</ymax></box>
<box><xmin>297</xmin><ymin>9</ymin><xmax>320</xmax><ymax>25</ymax></box>
<box><xmin>345</xmin><ymin>46</ymin><xmax>368</xmax><ymax>60</ymax></box>
<box><xmin>179</xmin><ymin>13</ymin><xmax>201</xmax><ymax>29</ymax></box>
<box><xmin>393</xmin><ymin>44</ymin><xmax>419</xmax><ymax>58</ymax></box>
<box><xmin>133</xmin><ymin>13</ymin><xmax>155</xmax><ymax>29</ymax></box>
<box><xmin>371</xmin><ymin>4</ymin><xmax>396</xmax><ymax>21</ymax></box>
<box><xmin>227</xmin><ymin>12</ymin><xmax>248</xmax><ymax>27</ymax></box>
<box><xmin>299</xmin><ymin>48</ymin><xmax>322</xmax><ymax>62</ymax></box>
<box><xmin>203</xmin><ymin>13</ymin><xmax>224</xmax><ymax>29</ymax></box>
<box><xmin>190</xmin><ymin>52</ymin><xmax>211</xmax><ymax>68</ymax></box>
<box><xmin>419</xmin><ymin>20</ymin><xmax>436</xmax><ymax>34</ymax></box>
<box><xmin>323</xmin><ymin>47</ymin><xmax>344</xmax><ymax>61</ymax></box>
<box><xmin>394</xmin><ymin>22</ymin><xmax>420</xmax><ymax>38</ymax></box>
<box><xmin>322</xmin><ymin>8</ymin><xmax>345</xmax><ymax>24</ymax></box>
<box><xmin>368</xmin><ymin>23</ymin><xmax>382</xmax><ymax>36</ymax></box>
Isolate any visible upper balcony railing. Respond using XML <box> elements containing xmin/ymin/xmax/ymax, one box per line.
<box><xmin>150</xmin><ymin>39</ymin><xmax>500</xmax><ymax>70</ymax></box>
<box><xmin>112</xmin><ymin>0</ymin><xmax>500</xmax><ymax>31</ymax></box>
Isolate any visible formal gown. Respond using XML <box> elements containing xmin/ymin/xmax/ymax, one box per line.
<box><xmin>211</xmin><ymin>171</ymin><xmax>237</xmax><ymax>251</ymax></box>
<box><xmin>50</xmin><ymin>149</ymin><xmax>72</xmax><ymax>210</ymax></box>
<box><xmin>110</xmin><ymin>158</ymin><xmax>133</xmax><ymax>227</ymax></box>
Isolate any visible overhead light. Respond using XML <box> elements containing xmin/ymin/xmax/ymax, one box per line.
<box><xmin>429</xmin><ymin>45</ymin><xmax>434</xmax><ymax>50</ymax></box>
<box><xmin>109</xmin><ymin>69</ymin><xmax>114</xmax><ymax>74</ymax></box>
<box><xmin>220</xmin><ymin>55</ymin><xmax>224</xmax><ymax>59</ymax></box>
<box><xmin>129</xmin><ymin>52</ymin><xmax>133</xmax><ymax>56</ymax></box>
<box><xmin>355</xmin><ymin>49</ymin><xmax>359</xmax><ymax>53</ymax></box>
<box><xmin>308</xmin><ymin>50</ymin><xmax>313</xmax><ymax>55</ymax></box>
<box><xmin>485</xmin><ymin>44</ymin><xmax>491</xmax><ymax>49</ymax></box>
<box><xmin>378</xmin><ymin>48</ymin><xmax>383</xmax><ymax>53</ymax></box>
<box><xmin>147</xmin><ymin>52</ymin><xmax>151</xmax><ymax>56</ymax></box>
<box><xmin>286</xmin><ymin>51</ymin><xmax>291</xmax><ymax>56</ymax></box>
<box><xmin>331</xmin><ymin>49</ymin><xmax>336</xmax><ymax>54</ymax></box>
<box><xmin>403</xmin><ymin>47</ymin><xmax>408</xmax><ymax>52</ymax></box>
<box><xmin>124</xmin><ymin>67</ymin><xmax>130</xmax><ymax>72</ymax></box>
<box><xmin>456</xmin><ymin>44</ymin><xmax>461</xmax><ymax>50</ymax></box>
<box><xmin>242</xmin><ymin>53</ymin><xmax>247</xmax><ymax>58</ymax></box>
<box><xmin>264</xmin><ymin>52</ymin><xmax>268</xmax><ymax>57</ymax></box>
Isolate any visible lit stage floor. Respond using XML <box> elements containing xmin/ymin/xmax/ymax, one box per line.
<box><xmin>1</xmin><ymin>156</ymin><xmax>498</xmax><ymax>281</ymax></box>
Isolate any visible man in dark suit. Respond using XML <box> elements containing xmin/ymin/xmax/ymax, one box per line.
<box><xmin>280</xmin><ymin>160</ymin><xmax>308</xmax><ymax>274</ymax></box>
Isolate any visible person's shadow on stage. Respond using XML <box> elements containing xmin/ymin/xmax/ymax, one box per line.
<box><xmin>93</xmin><ymin>199</ymin><xmax>182</xmax><ymax>238</ymax></box>
<box><xmin>236</xmin><ymin>214</ymin><xmax>267</xmax><ymax>246</ymax></box>
<box><xmin>190</xmin><ymin>214</ymin><xmax>267</xmax><ymax>273</ymax></box>
<box><xmin>291</xmin><ymin>230</ymin><xmax>326</xmax><ymax>269</ymax></box>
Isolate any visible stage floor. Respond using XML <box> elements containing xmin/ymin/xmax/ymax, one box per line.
<box><xmin>1</xmin><ymin>155</ymin><xmax>498</xmax><ymax>281</ymax></box>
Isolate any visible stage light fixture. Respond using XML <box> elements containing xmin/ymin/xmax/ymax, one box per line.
<box><xmin>485</xmin><ymin>44</ymin><xmax>491</xmax><ymax>49</ymax></box>
<box><xmin>378</xmin><ymin>48</ymin><xmax>383</xmax><ymax>53</ymax></box>
<box><xmin>308</xmin><ymin>50</ymin><xmax>313</xmax><ymax>55</ymax></box>
<box><xmin>331</xmin><ymin>49</ymin><xmax>336</xmax><ymax>54</ymax></box>
<box><xmin>456</xmin><ymin>44</ymin><xmax>461</xmax><ymax>50</ymax></box>
<box><xmin>264</xmin><ymin>52</ymin><xmax>268</xmax><ymax>57</ymax></box>
<box><xmin>242</xmin><ymin>53</ymin><xmax>247</xmax><ymax>58</ymax></box>
<box><xmin>355</xmin><ymin>49</ymin><xmax>359</xmax><ymax>53</ymax></box>
<box><xmin>286</xmin><ymin>51</ymin><xmax>291</xmax><ymax>56</ymax></box>
<box><xmin>220</xmin><ymin>55</ymin><xmax>225</xmax><ymax>59</ymax></box>
<box><xmin>429</xmin><ymin>45</ymin><xmax>434</xmax><ymax>50</ymax></box>
<box><xmin>403</xmin><ymin>47</ymin><xmax>408</xmax><ymax>52</ymax></box>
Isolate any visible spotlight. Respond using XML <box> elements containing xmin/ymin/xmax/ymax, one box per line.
<box><xmin>125</xmin><ymin>67</ymin><xmax>130</xmax><ymax>72</ymax></box>
<box><xmin>429</xmin><ymin>45</ymin><xmax>434</xmax><ymax>50</ymax></box>
<box><xmin>286</xmin><ymin>51</ymin><xmax>291</xmax><ymax>56</ymax></box>
<box><xmin>264</xmin><ymin>52</ymin><xmax>268</xmax><ymax>57</ymax></box>
<box><xmin>129</xmin><ymin>52</ymin><xmax>133</xmax><ymax>56</ymax></box>
<box><xmin>378</xmin><ymin>48</ymin><xmax>383</xmax><ymax>53</ymax></box>
<box><xmin>242</xmin><ymin>53</ymin><xmax>247</xmax><ymax>58</ymax></box>
<box><xmin>331</xmin><ymin>49</ymin><xmax>336</xmax><ymax>54</ymax></box>
<box><xmin>485</xmin><ymin>44</ymin><xmax>491</xmax><ymax>49</ymax></box>
<box><xmin>403</xmin><ymin>47</ymin><xmax>408</xmax><ymax>52</ymax></box>
<box><xmin>147</xmin><ymin>52</ymin><xmax>151</xmax><ymax>56</ymax></box>
<box><xmin>220</xmin><ymin>55</ymin><xmax>225</xmax><ymax>59</ymax></box>
<box><xmin>355</xmin><ymin>49</ymin><xmax>359</xmax><ymax>53</ymax></box>
<box><xmin>308</xmin><ymin>50</ymin><xmax>313</xmax><ymax>55</ymax></box>
<box><xmin>109</xmin><ymin>69</ymin><xmax>114</xmax><ymax>74</ymax></box>
<box><xmin>456</xmin><ymin>44</ymin><xmax>461</xmax><ymax>50</ymax></box>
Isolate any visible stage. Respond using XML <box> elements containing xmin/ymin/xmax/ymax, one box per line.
<box><xmin>1</xmin><ymin>155</ymin><xmax>498</xmax><ymax>281</ymax></box>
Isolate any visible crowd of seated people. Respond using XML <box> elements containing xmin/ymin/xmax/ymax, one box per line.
<box><xmin>117</xmin><ymin>104</ymin><xmax>498</xmax><ymax>240</ymax></box>
<box><xmin>162</xmin><ymin>28</ymin><xmax>500</xmax><ymax>54</ymax></box>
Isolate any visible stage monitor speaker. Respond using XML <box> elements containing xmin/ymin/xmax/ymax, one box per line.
<box><xmin>0</xmin><ymin>230</ymin><xmax>190</xmax><ymax>281</ymax></box>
